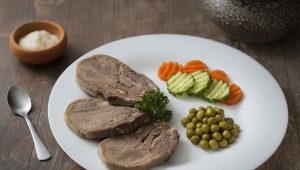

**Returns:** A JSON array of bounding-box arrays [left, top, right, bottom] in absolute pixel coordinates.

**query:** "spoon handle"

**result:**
[[24, 115, 51, 161]]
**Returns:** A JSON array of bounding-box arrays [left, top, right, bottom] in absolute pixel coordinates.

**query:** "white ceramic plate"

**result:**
[[48, 34, 288, 170]]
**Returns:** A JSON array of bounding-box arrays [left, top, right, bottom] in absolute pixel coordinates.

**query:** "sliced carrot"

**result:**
[[171, 63, 181, 75], [160, 62, 172, 80], [185, 60, 207, 67], [158, 62, 168, 75], [157, 61, 181, 81], [183, 60, 208, 73], [222, 83, 243, 105], [209, 69, 229, 83], [184, 65, 208, 70], [183, 67, 206, 74]]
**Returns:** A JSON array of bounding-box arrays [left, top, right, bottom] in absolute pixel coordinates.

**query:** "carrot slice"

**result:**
[[183, 60, 208, 73], [157, 61, 181, 81], [160, 62, 172, 80], [185, 60, 207, 67], [222, 83, 243, 105], [158, 62, 168, 75], [171, 63, 182, 77], [183, 66, 208, 73], [209, 69, 229, 83], [183, 67, 206, 73]]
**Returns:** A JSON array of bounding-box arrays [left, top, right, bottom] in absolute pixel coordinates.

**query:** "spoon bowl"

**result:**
[[7, 85, 51, 161], [7, 85, 32, 116]]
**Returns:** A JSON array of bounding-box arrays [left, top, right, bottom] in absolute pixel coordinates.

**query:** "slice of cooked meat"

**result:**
[[64, 98, 148, 139], [98, 122, 180, 170], [76, 54, 158, 106]]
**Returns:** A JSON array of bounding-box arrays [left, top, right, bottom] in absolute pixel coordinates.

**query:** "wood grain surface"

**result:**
[[0, 0, 299, 169]]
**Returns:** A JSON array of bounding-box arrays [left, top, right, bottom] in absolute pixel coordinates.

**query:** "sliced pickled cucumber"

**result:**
[[167, 72, 194, 96], [188, 71, 211, 96], [203, 79, 230, 102]]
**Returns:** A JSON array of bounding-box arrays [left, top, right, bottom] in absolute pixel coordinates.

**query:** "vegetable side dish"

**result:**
[[182, 106, 240, 150], [157, 60, 243, 105]]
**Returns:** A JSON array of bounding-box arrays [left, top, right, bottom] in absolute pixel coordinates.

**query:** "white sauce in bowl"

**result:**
[[18, 30, 59, 51]]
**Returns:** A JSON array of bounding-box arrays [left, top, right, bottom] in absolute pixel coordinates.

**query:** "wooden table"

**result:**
[[1, 0, 299, 169]]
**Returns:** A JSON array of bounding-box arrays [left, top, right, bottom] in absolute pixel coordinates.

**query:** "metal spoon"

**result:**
[[7, 85, 51, 161]]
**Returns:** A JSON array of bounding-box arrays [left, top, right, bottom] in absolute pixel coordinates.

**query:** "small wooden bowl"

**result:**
[[9, 20, 67, 65]]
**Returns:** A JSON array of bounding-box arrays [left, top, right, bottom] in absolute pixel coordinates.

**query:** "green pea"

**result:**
[[198, 106, 206, 112], [209, 139, 219, 150], [186, 122, 195, 129], [227, 123, 233, 130], [230, 128, 239, 137], [207, 117, 217, 125], [185, 106, 239, 150], [210, 124, 220, 133], [219, 112, 224, 118], [192, 117, 198, 124], [212, 132, 222, 141], [181, 117, 190, 127], [196, 111, 205, 121], [196, 123, 202, 128], [222, 130, 231, 139], [214, 107, 224, 115], [206, 108, 216, 117], [202, 117, 208, 123], [219, 138, 228, 148], [215, 114, 224, 122], [199, 110, 207, 116], [199, 140, 209, 149], [206, 106, 213, 110], [187, 112, 196, 120], [195, 128, 203, 136], [189, 108, 198, 114], [225, 118, 234, 125], [186, 128, 194, 138], [190, 135, 200, 144], [233, 124, 240, 131], [202, 134, 211, 140], [201, 124, 210, 133], [219, 121, 228, 130], [228, 136, 236, 144]]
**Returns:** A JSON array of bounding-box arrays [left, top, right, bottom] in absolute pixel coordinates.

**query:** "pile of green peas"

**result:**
[[181, 106, 240, 150]]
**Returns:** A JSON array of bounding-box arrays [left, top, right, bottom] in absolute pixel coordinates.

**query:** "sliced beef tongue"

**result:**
[[76, 54, 158, 106], [64, 98, 148, 139], [98, 122, 180, 170]]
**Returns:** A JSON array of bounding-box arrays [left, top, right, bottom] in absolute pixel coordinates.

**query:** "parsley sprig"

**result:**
[[135, 90, 172, 122]]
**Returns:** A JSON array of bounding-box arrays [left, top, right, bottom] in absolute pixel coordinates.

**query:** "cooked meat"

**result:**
[[98, 122, 179, 170], [64, 98, 148, 139], [76, 54, 158, 106]]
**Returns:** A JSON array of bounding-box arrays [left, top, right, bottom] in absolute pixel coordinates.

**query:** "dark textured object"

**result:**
[[202, 0, 300, 42]]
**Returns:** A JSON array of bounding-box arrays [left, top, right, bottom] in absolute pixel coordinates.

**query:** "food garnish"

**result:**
[[167, 72, 194, 96], [202, 79, 230, 102], [157, 60, 243, 105], [182, 60, 208, 73], [188, 71, 211, 96], [222, 83, 243, 105], [157, 61, 182, 81], [182, 106, 240, 150], [209, 69, 229, 83], [135, 90, 172, 122]]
